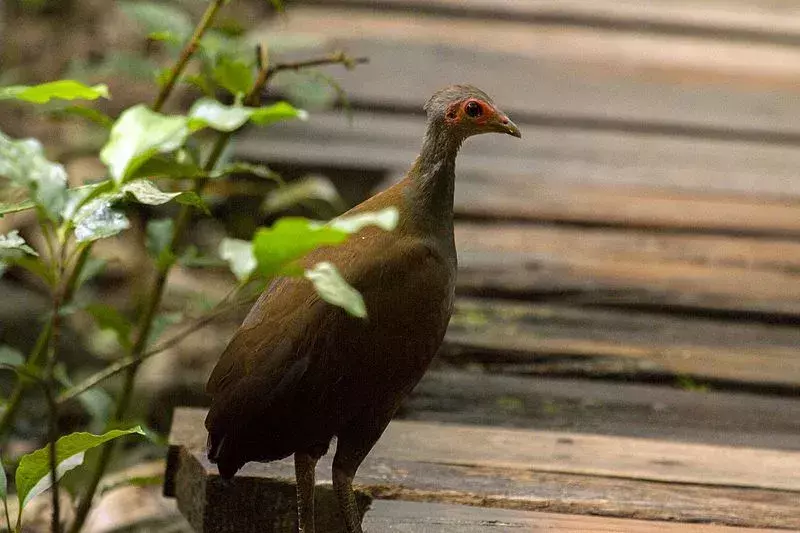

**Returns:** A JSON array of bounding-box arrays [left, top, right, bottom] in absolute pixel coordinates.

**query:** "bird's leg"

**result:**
[[333, 409, 397, 533], [331, 462, 362, 533], [294, 452, 318, 533]]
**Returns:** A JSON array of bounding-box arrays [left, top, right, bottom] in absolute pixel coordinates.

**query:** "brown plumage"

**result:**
[[205, 85, 521, 533]]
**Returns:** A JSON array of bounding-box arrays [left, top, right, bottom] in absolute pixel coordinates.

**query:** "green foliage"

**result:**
[[0, 81, 109, 104], [0, 3, 371, 530], [100, 105, 191, 184], [305, 262, 366, 318], [188, 99, 307, 132], [0, 230, 37, 258], [219, 238, 256, 282], [213, 57, 254, 97], [15, 427, 144, 512], [0, 345, 25, 368], [252, 218, 348, 276], [85, 304, 133, 350], [119, 1, 193, 43], [0, 130, 68, 220]]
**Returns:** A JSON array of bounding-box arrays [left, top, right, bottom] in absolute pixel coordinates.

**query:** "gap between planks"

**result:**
[[297, 0, 800, 46], [254, 6, 800, 137], [443, 297, 800, 388], [168, 409, 800, 530]]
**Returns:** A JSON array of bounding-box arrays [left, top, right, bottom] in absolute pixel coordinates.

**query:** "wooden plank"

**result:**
[[444, 298, 800, 387], [364, 501, 791, 533], [406, 370, 800, 450], [236, 109, 800, 199], [168, 409, 800, 529], [454, 180, 800, 235], [372, 422, 800, 492], [255, 6, 800, 136], [300, 0, 800, 44], [452, 222, 800, 317]]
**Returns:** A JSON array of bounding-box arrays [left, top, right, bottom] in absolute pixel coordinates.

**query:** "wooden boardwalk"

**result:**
[[167, 1, 800, 531]]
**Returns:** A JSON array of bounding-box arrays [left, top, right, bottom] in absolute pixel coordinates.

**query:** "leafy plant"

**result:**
[[0, 1, 371, 531]]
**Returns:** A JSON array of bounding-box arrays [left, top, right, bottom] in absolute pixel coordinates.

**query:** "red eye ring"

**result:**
[[464, 100, 483, 118]]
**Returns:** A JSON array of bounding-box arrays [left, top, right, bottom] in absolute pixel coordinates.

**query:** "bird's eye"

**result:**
[[465, 100, 483, 118]]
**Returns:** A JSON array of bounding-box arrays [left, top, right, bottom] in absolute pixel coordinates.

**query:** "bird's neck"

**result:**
[[405, 122, 462, 237]]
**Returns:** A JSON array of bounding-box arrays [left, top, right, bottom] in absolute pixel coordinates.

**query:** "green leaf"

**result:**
[[262, 175, 342, 215], [15, 427, 144, 511], [146, 218, 174, 259], [72, 198, 130, 243], [305, 262, 366, 318], [0, 345, 25, 367], [123, 179, 185, 206], [213, 161, 279, 181], [75, 257, 107, 289], [249, 101, 309, 126], [219, 238, 256, 282], [85, 303, 132, 349], [146, 218, 175, 269], [188, 99, 252, 132], [328, 207, 399, 233], [252, 218, 348, 276], [51, 105, 114, 128], [0, 198, 35, 217], [0, 80, 110, 104], [184, 74, 215, 97], [119, 1, 192, 42], [53, 365, 113, 431], [128, 152, 203, 181], [0, 129, 68, 220], [213, 57, 254, 96], [0, 230, 37, 257], [100, 105, 190, 184], [188, 99, 307, 132]]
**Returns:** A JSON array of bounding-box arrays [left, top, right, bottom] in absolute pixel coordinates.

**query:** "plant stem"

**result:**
[[152, 0, 226, 112], [247, 52, 368, 106], [57, 289, 250, 405], [3, 495, 11, 533], [68, 49, 368, 532]]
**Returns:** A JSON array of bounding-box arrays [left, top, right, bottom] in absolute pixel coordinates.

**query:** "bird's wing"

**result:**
[[205, 275, 322, 397]]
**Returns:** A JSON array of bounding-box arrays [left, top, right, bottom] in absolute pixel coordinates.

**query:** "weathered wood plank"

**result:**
[[373, 421, 800, 491], [168, 409, 800, 529], [454, 180, 800, 235], [444, 298, 800, 387], [236, 109, 800, 198], [406, 370, 800, 450], [453, 222, 800, 316], [255, 7, 800, 136], [364, 501, 791, 533], [299, 0, 800, 44]]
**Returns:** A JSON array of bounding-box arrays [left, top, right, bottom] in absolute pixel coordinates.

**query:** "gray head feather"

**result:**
[[423, 85, 494, 120]]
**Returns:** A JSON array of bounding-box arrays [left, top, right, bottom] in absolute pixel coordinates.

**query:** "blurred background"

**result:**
[[2, 0, 800, 531]]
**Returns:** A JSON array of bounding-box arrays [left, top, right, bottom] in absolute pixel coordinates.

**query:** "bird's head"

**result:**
[[424, 84, 521, 140]]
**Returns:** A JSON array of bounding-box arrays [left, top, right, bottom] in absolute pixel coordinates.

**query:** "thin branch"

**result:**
[[246, 51, 368, 106], [152, 0, 226, 112], [57, 289, 254, 405]]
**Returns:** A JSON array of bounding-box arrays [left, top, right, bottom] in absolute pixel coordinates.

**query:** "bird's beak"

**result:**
[[493, 112, 522, 138]]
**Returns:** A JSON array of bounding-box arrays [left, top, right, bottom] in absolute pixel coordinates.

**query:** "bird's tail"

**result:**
[[207, 432, 241, 480]]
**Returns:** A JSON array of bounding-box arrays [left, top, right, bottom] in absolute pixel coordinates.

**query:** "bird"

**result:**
[[204, 84, 521, 533]]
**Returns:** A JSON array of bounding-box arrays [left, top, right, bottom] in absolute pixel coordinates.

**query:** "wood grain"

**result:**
[[406, 370, 800, 450], [363, 500, 791, 533], [168, 409, 800, 529], [299, 0, 800, 44], [444, 298, 800, 387], [255, 6, 800, 136], [236, 109, 800, 198], [453, 222, 800, 316]]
